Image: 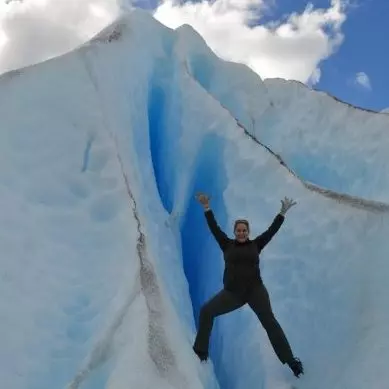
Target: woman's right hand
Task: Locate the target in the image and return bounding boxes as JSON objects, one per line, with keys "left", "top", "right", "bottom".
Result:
{"left": 196, "top": 192, "right": 210, "bottom": 209}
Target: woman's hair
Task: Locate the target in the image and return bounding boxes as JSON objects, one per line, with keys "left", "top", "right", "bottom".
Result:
{"left": 234, "top": 219, "right": 250, "bottom": 233}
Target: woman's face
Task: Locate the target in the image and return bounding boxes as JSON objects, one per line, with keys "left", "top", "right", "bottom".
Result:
{"left": 234, "top": 222, "right": 249, "bottom": 242}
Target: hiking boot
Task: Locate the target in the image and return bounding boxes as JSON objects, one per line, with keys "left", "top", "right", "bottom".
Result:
{"left": 288, "top": 357, "right": 304, "bottom": 377}
{"left": 193, "top": 346, "right": 208, "bottom": 362}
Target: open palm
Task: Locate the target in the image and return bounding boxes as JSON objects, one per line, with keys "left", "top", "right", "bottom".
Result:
{"left": 281, "top": 197, "right": 297, "bottom": 214}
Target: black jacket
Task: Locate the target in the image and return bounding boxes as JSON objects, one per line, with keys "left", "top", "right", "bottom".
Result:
{"left": 204, "top": 209, "right": 284, "bottom": 293}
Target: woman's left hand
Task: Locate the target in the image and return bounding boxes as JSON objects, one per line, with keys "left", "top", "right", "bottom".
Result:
{"left": 280, "top": 197, "right": 297, "bottom": 215}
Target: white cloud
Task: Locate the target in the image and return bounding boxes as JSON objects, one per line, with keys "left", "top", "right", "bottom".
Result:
{"left": 154, "top": 0, "right": 348, "bottom": 84}
{"left": 355, "top": 71, "right": 371, "bottom": 90}
{"left": 0, "top": 0, "right": 120, "bottom": 75}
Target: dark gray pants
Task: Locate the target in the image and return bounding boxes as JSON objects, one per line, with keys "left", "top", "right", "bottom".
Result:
{"left": 193, "top": 281, "right": 294, "bottom": 363}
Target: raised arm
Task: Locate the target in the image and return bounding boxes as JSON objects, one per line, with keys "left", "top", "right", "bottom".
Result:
{"left": 196, "top": 192, "right": 231, "bottom": 251}
{"left": 254, "top": 213, "right": 285, "bottom": 250}
{"left": 204, "top": 209, "right": 231, "bottom": 250}
{"left": 254, "top": 197, "right": 297, "bottom": 251}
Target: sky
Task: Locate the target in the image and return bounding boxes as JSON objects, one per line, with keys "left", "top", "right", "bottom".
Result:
{"left": 0, "top": 0, "right": 387, "bottom": 112}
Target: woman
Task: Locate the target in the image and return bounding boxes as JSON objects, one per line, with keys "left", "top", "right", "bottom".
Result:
{"left": 192, "top": 192, "right": 304, "bottom": 378}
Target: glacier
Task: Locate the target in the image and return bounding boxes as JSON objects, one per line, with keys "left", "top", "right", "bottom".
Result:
{"left": 1, "top": 8, "right": 389, "bottom": 389}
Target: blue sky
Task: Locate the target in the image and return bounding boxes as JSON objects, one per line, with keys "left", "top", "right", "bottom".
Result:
{"left": 315, "top": 0, "right": 388, "bottom": 111}
{"left": 267, "top": 0, "right": 388, "bottom": 112}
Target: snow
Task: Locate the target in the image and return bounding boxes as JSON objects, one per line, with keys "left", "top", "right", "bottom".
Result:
{"left": 1, "top": 7, "right": 389, "bottom": 389}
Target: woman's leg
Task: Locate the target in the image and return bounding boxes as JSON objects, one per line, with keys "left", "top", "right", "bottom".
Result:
{"left": 247, "top": 281, "right": 294, "bottom": 364}
{"left": 193, "top": 289, "right": 244, "bottom": 359}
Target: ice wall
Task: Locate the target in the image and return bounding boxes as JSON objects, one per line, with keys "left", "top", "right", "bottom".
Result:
{"left": 1, "top": 8, "right": 389, "bottom": 389}
{"left": 171, "top": 27, "right": 389, "bottom": 203}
